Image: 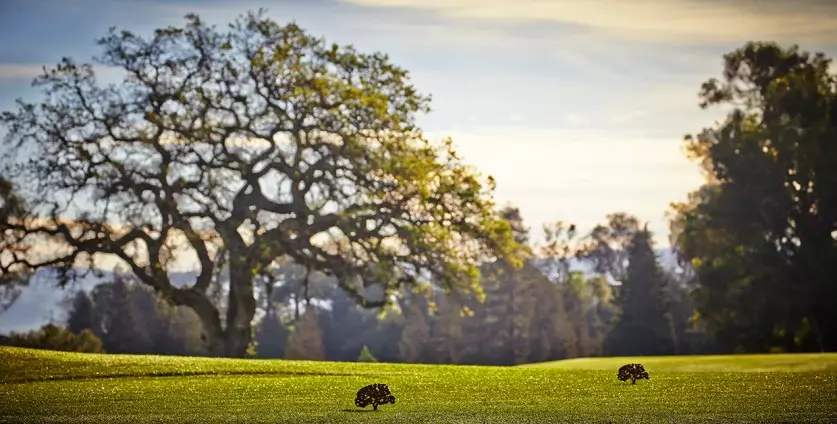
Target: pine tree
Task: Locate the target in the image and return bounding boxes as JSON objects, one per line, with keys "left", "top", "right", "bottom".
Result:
{"left": 357, "top": 345, "right": 378, "bottom": 362}
{"left": 66, "top": 290, "right": 96, "bottom": 335}
{"left": 284, "top": 308, "right": 325, "bottom": 360}
{"left": 604, "top": 228, "right": 675, "bottom": 356}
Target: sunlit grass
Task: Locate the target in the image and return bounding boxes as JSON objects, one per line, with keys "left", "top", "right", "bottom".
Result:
{"left": 2, "top": 347, "right": 837, "bottom": 423}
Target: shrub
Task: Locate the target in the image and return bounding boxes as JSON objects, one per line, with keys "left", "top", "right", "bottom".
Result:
{"left": 357, "top": 345, "right": 378, "bottom": 362}
{"left": 3, "top": 324, "right": 104, "bottom": 353}
{"left": 617, "top": 363, "right": 649, "bottom": 384}
{"left": 354, "top": 383, "right": 396, "bottom": 411}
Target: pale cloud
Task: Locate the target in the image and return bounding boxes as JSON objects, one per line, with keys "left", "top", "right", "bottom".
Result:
{"left": 341, "top": 0, "right": 837, "bottom": 44}
{"left": 612, "top": 110, "right": 648, "bottom": 124}
{"left": 0, "top": 65, "right": 46, "bottom": 79}
{"left": 564, "top": 113, "right": 584, "bottom": 124}
{"left": 425, "top": 126, "right": 704, "bottom": 246}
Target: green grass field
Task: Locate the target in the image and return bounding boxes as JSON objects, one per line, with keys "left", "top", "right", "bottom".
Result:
{"left": 2, "top": 347, "right": 836, "bottom": 423}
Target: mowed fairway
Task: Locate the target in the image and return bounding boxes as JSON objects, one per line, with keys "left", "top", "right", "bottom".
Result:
{"left": 1, "top": 347, "right": 836, "bottom": 423}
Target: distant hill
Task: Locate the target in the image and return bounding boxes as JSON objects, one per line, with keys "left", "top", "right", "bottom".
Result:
{"left": 0, "top": 249, "right": 680, "bottom": 335}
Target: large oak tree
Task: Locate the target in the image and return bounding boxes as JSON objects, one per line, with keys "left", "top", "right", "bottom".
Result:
{"left": 0, "top": 11, "right": 518, "bottom": 357}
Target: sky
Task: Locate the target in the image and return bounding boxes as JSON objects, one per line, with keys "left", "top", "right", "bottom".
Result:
{"left": 1, "top": 0, "right": 837, "bottom": 249}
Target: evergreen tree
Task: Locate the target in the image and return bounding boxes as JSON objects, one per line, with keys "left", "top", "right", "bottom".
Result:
{"left": 604, "top": 228, "right": 675, "bottom": 356}
{"left": 66, "top": 290, "right": 96, "bottom": 335}
{"left": 357, "top": 345, "right": 378, "bottom": 362}
{"left": 285, "top": 308, "right": 325, "bottom": 361}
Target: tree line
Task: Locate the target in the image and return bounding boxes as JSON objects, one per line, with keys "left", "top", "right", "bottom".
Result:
{"left": 3, "top": 210, "right": 711, "bottom": 364}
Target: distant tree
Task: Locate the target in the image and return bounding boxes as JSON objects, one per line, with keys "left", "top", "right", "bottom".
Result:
{"left": 537, "top": 220, "right": 613, "bottom": 358}
{"left": 0, "top": 10, "right": 519, "bottom": 357}
{"left": 3, "top": 324, "right": 104, "bottom": 353}
{"left": 604, "top": 228, "right": 675, "bottom": 356}
{"left": 529, "top": 275, "right": 577, "bottom": 362}
{"left": 428, "top": 296, "right": 465, "bottom": 364}
{"left": 577, "top": 213, "right": 640, "bottom": 284}
{"left": 398, "top": 303, "right": 430, "bottom": 363}
{"left": 66, "top": 291, "right": 96, "bottom": 335}
{"left": 671, "top": 42, "right": 837, "bottom": 352}
{"left": 460, "top": 207, "right": 546, "bottom": 365}
{"left": 130, "top": 285, "right": 207, "bottom": 356}
{"left": 559, "top": 272, "right": 594, "bottom": 357}
{"left": 76, "top": 329, "right": 104, "bottom": 353}
{"left": 254, "top": 309, "right": 288, "bottom": 359}
{"left": 101, "top": 272, "right": 151, "bottom": 354}
{"left": 285, "top": 308, "right": 325, "bottom": 361}
{"left": 357, "top": 345, "right": 378, "bottom": 362}
{"left": 499, "top": 206, "right": 530, "bottom": 245}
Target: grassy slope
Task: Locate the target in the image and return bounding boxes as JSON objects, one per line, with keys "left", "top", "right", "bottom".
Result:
{"left": 1, "top": 347, "right": 836, "bottom": 423}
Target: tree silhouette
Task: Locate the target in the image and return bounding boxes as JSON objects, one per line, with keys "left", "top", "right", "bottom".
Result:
{"left": 0, "top": 10, "right": 519, "bottom": 357}
{"left": 356, "top": 345, "right": 377, "bottom": 362}
{"left": 66, "top": 291, "right": 96, "bottom": 335}
{"left": 354, "top": 383, "right": 395, "bottom": 411}
{"left": 672, "top": 42, "right": 837, "bottom": 352}
{"left": 617, "top": 363, "right": 649, "bottom": 385}
{"left": 604, "top": 227, "right": 675, "bottom": 356}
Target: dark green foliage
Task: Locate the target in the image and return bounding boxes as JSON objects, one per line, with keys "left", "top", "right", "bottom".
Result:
{"left": 604, "top": 229, "right": 676, "bottom": 356}
{"left": 66, "top": 290, "right": 96, "bottom": 335}
{"left": 3, "top": 324, "right": 103, "bottom": 353}
{"left": 672, "top": 42, "right": 837, "bottom": 353}
{"left": 617, "top": 363, "right": 650, "bottom": 384}
{"left": 354, "top": 383, "right": 396, "bottom": 411}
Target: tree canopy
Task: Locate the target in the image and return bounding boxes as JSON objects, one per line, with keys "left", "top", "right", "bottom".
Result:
{"left": 0, "top": 10, "right": 519, "bottom": 357}
{"left": 671, "top": 42, "right": 837, "bottom": 352}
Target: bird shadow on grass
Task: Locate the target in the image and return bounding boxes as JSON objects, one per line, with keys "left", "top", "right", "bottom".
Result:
{"left": 341, "top": 409, "right": 376, "bottom": 413}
